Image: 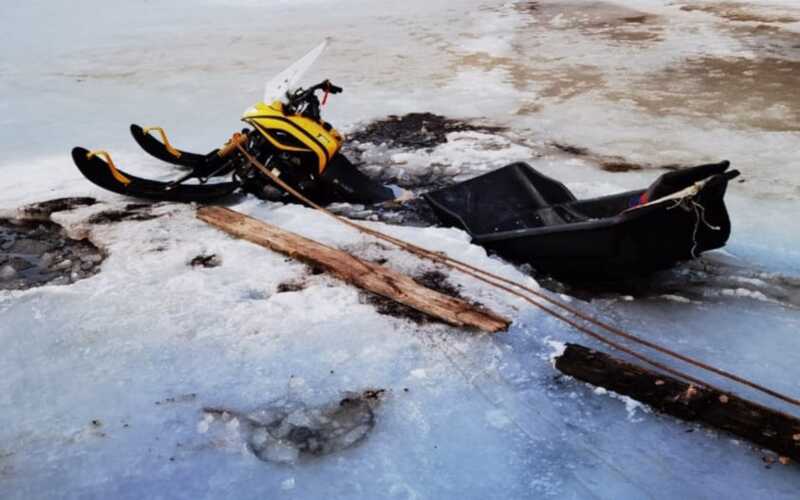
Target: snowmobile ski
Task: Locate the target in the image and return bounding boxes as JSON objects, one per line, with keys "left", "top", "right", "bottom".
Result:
{"left": 71, "top": 147, "right": 239, "bottom": 203}
{"left": 130, "top": 124, "right": 216, "bottom": 169}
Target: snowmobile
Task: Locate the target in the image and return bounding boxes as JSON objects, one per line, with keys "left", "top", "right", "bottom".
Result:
{"left": 72, "top": 42, "right": 396, "bottom": 205}
{"left": 71, "top": 42, "right": 740, "bottom": 277}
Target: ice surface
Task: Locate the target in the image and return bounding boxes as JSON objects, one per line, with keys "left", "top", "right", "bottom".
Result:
{"left": 2, "top": 0, "right": 800, "bottom": 499}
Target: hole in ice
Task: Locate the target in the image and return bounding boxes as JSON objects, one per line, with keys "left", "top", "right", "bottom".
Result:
{"left": 343, "top": 113, "right": 506, "bottom": 192}
{"left": 332, "top": 113, "right": 514, "bottom": 225}
{"left": 200, "top": 389, "right": 385, "bottom": 464}
{"left": 0, "top": 217, "right": 104, "bottom": 291}
{"left": 347, "top": 112, "right": 505, "bottom": 150}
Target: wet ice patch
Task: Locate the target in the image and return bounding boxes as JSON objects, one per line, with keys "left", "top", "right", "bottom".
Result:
{"left": 350, "top": 135, "right": 527, "bottom": 194}
{"left": 524, "top": 1, "right": 665, "bottom": 44}
{"left": 347, "top": 112, "right": 504, "bottom": 150}
{"left": 200, "top": 389, "right": 384, "bottom": 464}
{"left": 348, "top": 122, "right": 532, "bottom": 192}
{"left": 619, "top": 56, "right": 800, "bottom": 133}
{"left": 459, "top": 2, "right": 523, "bottom": 57}
{"left": 326, "top": 198, "right": 440, "bottom": 227}
{"left": 332, "top": 113, "right": 536, "bottom": 225}
{"left": 680, "top": 2, "right": 799, "bottom": 25}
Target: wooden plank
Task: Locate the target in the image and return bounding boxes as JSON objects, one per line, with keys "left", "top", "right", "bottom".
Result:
{"left": 555, "top": 343, "right": 800, "bottom": 461}
{"left": 197, "top": 206, "right": 510, "bottom": 333}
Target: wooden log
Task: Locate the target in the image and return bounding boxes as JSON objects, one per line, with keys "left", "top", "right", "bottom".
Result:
{"left": 197, "top": 206, "right": 510, "bottom": 333}
{"left": 555, "top": 343, "right": 800, "bottom": 461}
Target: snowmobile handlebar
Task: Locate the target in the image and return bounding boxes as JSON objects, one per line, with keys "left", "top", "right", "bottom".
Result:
{"left": 286, "top": 80, "right": 342, "bottom": 120}
{"left": 320, "top": 80, "right": 343, "bottom": 95}
{"left": 288, "top": 80, "right": 341, "bottom": 105}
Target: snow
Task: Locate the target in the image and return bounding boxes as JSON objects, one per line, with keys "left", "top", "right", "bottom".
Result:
{"left": 545, "top": 338, "right": 567, "bottom": 367}
{"left": 2, "top": 0, "right": 800, "bottom": 498}
{"left": 660, "top": 294, "right": 693, "bottom": 304}
{"left": 608, "top": 393, "right": 652, "bottom": 424}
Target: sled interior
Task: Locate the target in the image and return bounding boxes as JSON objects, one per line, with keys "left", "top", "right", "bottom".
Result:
{"left": 423, "top": 161, "right": 736, "bottom": 239}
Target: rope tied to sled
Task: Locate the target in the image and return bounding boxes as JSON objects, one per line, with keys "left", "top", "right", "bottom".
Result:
{"left": 662, "top": 183, "right": 723, "bottom": 259}
{"left": 234, "top": 142, "right": 800, "bottom": 410}
{"left": 688, "top": 201, "right": 722, "bottom": 258}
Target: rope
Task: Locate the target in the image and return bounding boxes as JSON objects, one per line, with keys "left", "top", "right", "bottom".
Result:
{"left": 667, "top": 196, "right": 723, "bottom": 259}
{"left": 234, "top": 143, "right": 800, "bottom": 409}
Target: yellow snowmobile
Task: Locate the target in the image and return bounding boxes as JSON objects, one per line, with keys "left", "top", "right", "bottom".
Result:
{"left": 71, "top": 42, "right": 395, "bottom": 204}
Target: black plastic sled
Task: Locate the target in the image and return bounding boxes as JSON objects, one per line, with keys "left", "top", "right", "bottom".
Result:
{"left": 423, "top": 161, "right": 739, "bottom": 278}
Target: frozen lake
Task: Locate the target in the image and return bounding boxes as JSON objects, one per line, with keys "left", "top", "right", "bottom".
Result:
{"left": 1, "top": 1, "right": 799, "bottom": 498}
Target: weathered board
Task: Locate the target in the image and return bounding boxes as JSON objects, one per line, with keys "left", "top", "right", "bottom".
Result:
{"left": 556, "top": 343, "right": 800, "bottom": 461}
{"left": 197, "top": 206, "right": 510, "bottom": 333}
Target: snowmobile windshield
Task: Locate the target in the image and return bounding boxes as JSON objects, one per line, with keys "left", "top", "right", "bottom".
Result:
{"left": 263, "top": 41, "right": 327, "bottom": 104}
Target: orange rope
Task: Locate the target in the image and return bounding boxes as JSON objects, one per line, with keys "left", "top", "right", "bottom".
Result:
{"left": 234, "top": 142, "right": 800, "bottom": 409}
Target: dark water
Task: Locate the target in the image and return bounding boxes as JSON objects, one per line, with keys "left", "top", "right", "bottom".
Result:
{"left": 0, "top": 218, "right": 104, "bottom": 290}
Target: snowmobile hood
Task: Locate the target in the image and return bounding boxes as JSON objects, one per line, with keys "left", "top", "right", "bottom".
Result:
{"left": 242, "top": 101, "right": 343, "bottom": 174}
{"left": 242, "top": 100, "right": 284, "bottom": 118}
